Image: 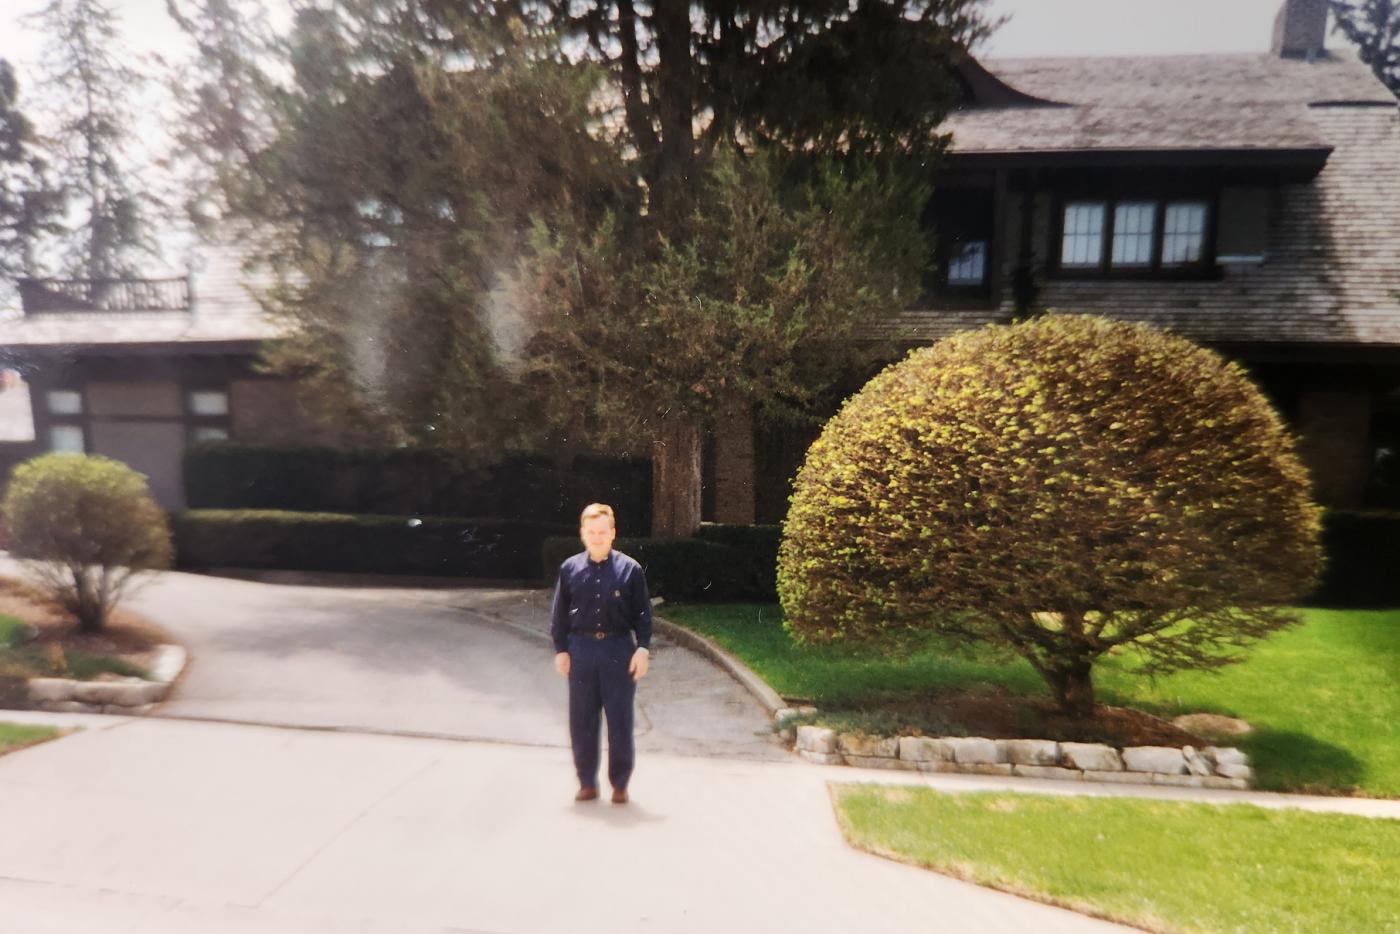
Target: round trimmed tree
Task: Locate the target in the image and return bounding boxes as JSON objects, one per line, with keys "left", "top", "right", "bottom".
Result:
{"left": 2, "top": 453, "right": 173, "bottom": 632}
{"left": 778, "top": 315, "right": 1323, "bottom": 718}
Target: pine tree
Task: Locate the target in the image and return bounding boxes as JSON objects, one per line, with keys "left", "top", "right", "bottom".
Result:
{"left": 30, "top": 0, "right": 162, "bottom": 280}
{"left": 0, "top": 59, "right": 65, "bottom": 288}
{"left": 169, "top": 1, "right": 999, "bottom": 536}
{"left": 1332, "top": 0, "right": 1400, "bottom": 97}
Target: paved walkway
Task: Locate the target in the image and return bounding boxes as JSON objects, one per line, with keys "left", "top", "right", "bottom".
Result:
{"left": 0, "top": 712, "right": 1131, "bottom": 933}
{"left": 13, "top": 562, "right": 787, "bottom": 761}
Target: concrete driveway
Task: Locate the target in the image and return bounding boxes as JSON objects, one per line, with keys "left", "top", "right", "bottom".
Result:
{"left": 0, "top": 712, "right": 1130, "bottom": 933}
{"left": 71, "top": 565, "right": 788, "bottom": 762}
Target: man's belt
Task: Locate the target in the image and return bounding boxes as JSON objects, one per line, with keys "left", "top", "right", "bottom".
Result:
{"left": 571, "top": 629, "right": 630, "bottom": 640}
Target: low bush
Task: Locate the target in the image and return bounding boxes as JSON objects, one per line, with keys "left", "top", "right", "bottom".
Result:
{"left": 541, "top": 525, "right": 779, "bottom": 602}
{"left": 172, "top": 510, "right": 568, "bottom": 579}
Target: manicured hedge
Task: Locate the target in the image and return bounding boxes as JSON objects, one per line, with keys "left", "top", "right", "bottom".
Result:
{"left": 542, "top": 523, "right": 780, "bottom": 602}
{"left": 172, "top": 509, "right": 569, "bottom": 579}
{"left": 1312, "top": 510, "right": 1400, "bottom": 607}
{"left": 183, "top": 443, "right": 651, "bottom": 529}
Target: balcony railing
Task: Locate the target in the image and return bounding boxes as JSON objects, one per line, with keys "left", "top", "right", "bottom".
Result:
{"left": 18, "top": 276, "right": 191, "bottom": 314}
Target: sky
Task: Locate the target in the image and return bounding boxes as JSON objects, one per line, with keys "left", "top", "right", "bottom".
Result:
{"left": 0, "top": 0, "right": 1313, "bottom": 70}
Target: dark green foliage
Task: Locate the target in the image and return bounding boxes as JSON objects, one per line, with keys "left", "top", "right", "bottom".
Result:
{"left": 0, "top": 59, "right": 64, "bottom": 288}
{"left": 29, "top": 0, "right": 162, "bottom": 278}
{"left": 2, "top": 453, "right": 172, "bottom": 632}
{"left": 779, "top": 315, "right": 1324, "bottom": 717}
{"left": 172, "top": 510, "right": 568, "bottom": 579}
{"left": 182, "top": 443, "right": 651, "bottom": 528}
{"left": 1312, "top": 510, "right": 1400, "bottom": 607}
{"left": 541, "top": 526, "right": 780, "bottom": 602}
{"left": 1332, "top": 1, "right": 1400, "bottom": 97}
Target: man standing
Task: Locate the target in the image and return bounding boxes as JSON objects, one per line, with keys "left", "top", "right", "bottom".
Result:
{"left": 551, "top": 503, "right": 652, "bottom": 804}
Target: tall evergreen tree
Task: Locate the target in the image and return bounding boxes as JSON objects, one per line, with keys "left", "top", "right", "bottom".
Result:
{"left": 1332, "top": 0, "right": 1400, "bottom": 97}
{"left": 0, "top": 59, "right": 65, "bottom": 288}
{"left": 31, "top": 0, "right": 162, "bottom": 280}
{"left": 170, "top": 0, "right": 998, "bottom": 536}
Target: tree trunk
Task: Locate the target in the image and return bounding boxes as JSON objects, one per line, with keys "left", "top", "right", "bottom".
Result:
{"left": 71, "top": 566, "right": 105, "bottom": 634}
{"left": 651, "top": 415, "right": 702, "bottom": 538}
{"left": 1046, "top": 660, "right": 1096, "bottom": 719}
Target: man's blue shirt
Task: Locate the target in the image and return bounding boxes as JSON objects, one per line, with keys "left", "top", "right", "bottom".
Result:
{"left": 550, "top": 549, "right": 654, "bottom": 653}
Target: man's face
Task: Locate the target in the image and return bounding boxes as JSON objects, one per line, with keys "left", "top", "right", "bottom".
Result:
{"left": 580, "top": 515, "right": 616, "bottom": 554}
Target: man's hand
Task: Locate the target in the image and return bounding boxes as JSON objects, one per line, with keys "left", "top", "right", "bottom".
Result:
{"left": 628, "top": 648, "right": 649, "bottom": 681}
{"left": 554, "top": 652, "right": 570, "bottom": 677}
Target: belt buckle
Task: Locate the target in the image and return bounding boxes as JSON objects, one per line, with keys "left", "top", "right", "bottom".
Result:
{"left": 593, "top": 631, "right": 606, "bottom": 640}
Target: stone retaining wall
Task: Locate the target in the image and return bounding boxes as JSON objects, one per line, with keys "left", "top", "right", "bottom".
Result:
{"left": 785, "top": 716, "right": 1253, "bottom": 789}
{"left": 25, "top": 645, "right": 186, "bottom": 716}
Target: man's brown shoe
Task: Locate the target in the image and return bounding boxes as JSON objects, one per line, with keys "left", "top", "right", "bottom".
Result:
{"left": 611, "top": 788, "right": 628, "bottom": 804}
{"left": 575, "top": 786, "right": 598, "bottom": 802}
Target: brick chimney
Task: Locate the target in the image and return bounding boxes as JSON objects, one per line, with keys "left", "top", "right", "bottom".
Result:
{"left": 1272, "top": 0, "right": 1329, "bottom": 59}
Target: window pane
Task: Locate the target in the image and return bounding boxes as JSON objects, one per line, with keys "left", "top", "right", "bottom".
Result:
{"left": 191, "top": 426, "right": 230, "bottom": 443}
{"left": 1060, "top": 203, "right": 1105, "bottom": 267}
{"left": 188, "top": 390, "right": 229, "bottom": 416}
{"left": 46, "top": 389, "right": 82, "bottom": 415}
{"left": 1111, "top": 201, "right": 1157, "bottom": 266}
{"left": 49, "top": 425, "right": 85, "bottom": 453}
{"left": 948, "top": 240, "right": 988, "bottom": 285}
{"left": 1163, "top": 202, "right": 1208, "bottom": 264}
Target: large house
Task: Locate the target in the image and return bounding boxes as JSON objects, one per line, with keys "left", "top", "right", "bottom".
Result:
{"left": 0, "top": 236, "right": 335, "bottom": 508}
{"left": 713, "top": 0, "right": 1400, "bottom": 523}
{"left": 4, "top": 0, "right": 1398, "bottom": 521}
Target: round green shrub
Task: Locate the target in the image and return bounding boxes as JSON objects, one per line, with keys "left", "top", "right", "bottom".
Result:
{"left": 778, "top": 315, "right": 1323, "bottom": 716}
{"left": 2, "top": 453, "right": 173, "bottom": 632}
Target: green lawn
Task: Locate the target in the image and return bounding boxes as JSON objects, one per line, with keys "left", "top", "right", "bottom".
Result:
{"left": 664, "top": 604, "right": 1400, "bottom": 796}
{"left": 832, "top": 785, "right": 1400, "bottom": 934}
{"left": 0, "top": 613, "right": 31, "bottom": 647}
{"left": 0, "top": 721, "right": 63, "bottom": 756}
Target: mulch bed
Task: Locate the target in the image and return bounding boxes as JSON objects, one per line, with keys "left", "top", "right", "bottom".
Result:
{"left": 825, "top": 685, "right": 1208, "bottom": 748}
{"left": 0, "top": 575, "right": 172, "bottom": 700}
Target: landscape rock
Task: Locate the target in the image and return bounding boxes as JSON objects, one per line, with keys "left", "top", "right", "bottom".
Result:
{"left": 1204, "top": 746, "right": 1249, "bottom": 768}
{"left": 898, "top": 736, "right": 953, "bottom": 762}
{"left": 1081, "top": 770, "right": 1151, "bottom": 785}
{"left": 838, "top": 733, "right": 900, "bottom": 758}
{"left": 797, "top": 750, "right": 844, "bottom": 765}
{"left": 1216, "top": 763, "right": 1254, "bottom": 782}
{"left": 1061, "top": 743, "right": 1123, "bottom": 772}
{"left": 845, "top": 755, "right": 918, "bottom": 771}
{"left": 1122, "top": 746, "right": 1187, "bottom": 774}
{"left": 796, "top": 726, "right": 837, "bottom": 754}
{"left": 955, "top": 762, "right": 1014, "bottom": 776}
{"left": 27, "top": 678, "right": 74, "bottom": 703}
{"left": 1004, "top": 739, "right": 1059, "bottom": 766}
{"left": 945, "top": 737, "right": 1006, "bottom": 764}
{"left": 1011, "top": 765, "right": 1082, "bottom": 781}
{"left": 1182, "top": 746, "right": 1214, "bottom": 777}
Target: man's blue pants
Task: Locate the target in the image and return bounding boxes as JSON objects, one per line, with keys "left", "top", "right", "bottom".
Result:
{"left": 567, "top": 633, "right": 636, "bottom": 791}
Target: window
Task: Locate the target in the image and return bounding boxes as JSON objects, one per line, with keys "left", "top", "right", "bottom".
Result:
{"left": 1162, "top": 201, "right": 1208, "bottom": 265}
{"left": 46, "top": 389, "right": 82, "bottom": 415}
{"left": 1111, "top": 202, "right": 1156, "bottom": 266}
{"left": 948, "top": 240, "right": 988, "bottom": 285}
{"left": 1057, "top": 196, "right": 1213, "bottom": 275}
{"left": 925, "top": 186, "right": 994, "bottom": 300}
{"left": 1060, "top": 202, "right": 1106, "bottom": 267}
{"left": 188, "top": 389, "right": 229, "bottom": 416}
{"left": 49, "top": 425, "right": 85, "bottom": 453}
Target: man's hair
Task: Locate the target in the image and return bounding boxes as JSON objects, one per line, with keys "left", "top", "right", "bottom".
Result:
{"left": 580, "top": 503, "right": 616, "bottom": 527}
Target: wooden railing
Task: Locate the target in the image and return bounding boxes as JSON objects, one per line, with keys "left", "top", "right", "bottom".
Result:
{"left": 17, "top": 276, "right": 191, "bottom": 313}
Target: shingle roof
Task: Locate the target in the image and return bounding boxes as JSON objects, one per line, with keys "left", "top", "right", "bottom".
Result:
{"left": 947, "top": 51, "right": 1394, "bottom": 153}
{"left": 0, "top": 236, "right": 289, "bottom": 350}
{"left": 895, "top": 98, "right": 1400, "bottom": 348}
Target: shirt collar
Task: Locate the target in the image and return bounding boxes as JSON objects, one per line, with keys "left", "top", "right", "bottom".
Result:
{"left": 586, "top": 550, "right": 612, "bottom": 567}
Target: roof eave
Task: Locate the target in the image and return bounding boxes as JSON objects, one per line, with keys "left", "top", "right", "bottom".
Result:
{"left": 946, "top": 146, "right": 1333, "bottom": 181}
